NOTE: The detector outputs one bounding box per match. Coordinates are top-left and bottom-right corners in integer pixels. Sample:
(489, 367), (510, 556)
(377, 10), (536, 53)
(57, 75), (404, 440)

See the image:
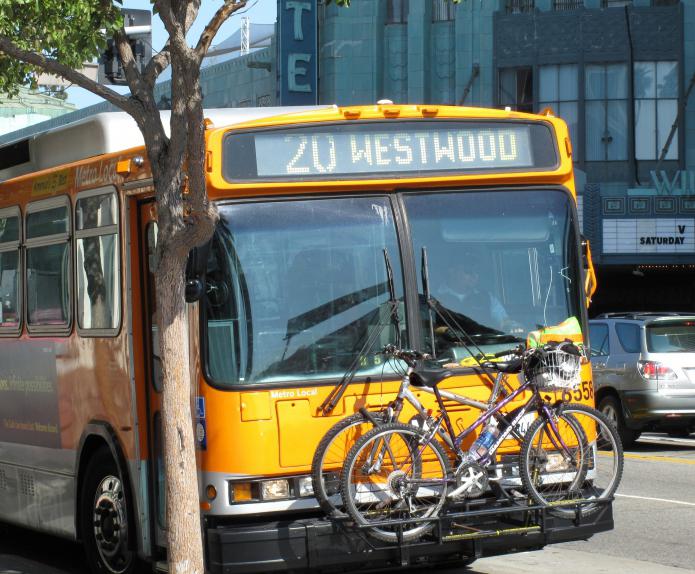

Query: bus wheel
(81, 448), (138, 574)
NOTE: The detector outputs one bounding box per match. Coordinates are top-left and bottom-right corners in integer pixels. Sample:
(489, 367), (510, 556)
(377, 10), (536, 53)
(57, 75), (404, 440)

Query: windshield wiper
(420, 246), (498, 387)
(320, 248), (400, 416)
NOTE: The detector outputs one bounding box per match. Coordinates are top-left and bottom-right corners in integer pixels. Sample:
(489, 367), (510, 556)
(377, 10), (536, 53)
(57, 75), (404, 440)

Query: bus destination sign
(223, 121), (558, 182)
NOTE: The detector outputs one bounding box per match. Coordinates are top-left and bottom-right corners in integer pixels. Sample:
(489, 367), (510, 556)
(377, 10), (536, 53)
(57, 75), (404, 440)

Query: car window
(589, 323), (610, 356)
(646, 321), (695, 353)
(615, 322), (641, 353)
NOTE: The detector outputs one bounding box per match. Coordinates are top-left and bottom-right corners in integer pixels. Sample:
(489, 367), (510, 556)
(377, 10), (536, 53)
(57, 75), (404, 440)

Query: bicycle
(335, 343), (622, 543)
(311, 345), (526, 517)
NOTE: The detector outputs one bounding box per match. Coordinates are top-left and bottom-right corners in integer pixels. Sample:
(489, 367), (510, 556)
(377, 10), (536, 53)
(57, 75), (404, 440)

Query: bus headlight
(261, 479), (290, 500)
(297, 476), (314, 497)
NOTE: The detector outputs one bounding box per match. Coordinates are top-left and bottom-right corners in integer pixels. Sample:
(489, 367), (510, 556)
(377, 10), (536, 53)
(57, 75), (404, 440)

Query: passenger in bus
(436, 255), (512, 333)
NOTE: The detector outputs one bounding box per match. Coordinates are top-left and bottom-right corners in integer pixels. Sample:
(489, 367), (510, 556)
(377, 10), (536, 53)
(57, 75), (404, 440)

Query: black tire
(81, 448), (143, 574)
(520, 403), (624, 518)
(667, 428), (691, 438)
(340, 422), (451, 544)
(311, 411), (386, 517)
(598, 395), (640, 448)
(518, 410), (589, 517)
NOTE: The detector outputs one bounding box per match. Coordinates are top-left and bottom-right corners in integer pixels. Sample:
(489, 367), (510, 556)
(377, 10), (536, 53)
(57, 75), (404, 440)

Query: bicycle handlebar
(380, 344), (431, 366)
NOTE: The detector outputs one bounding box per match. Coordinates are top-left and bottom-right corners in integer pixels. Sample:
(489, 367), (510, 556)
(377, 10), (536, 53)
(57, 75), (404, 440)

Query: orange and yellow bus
(0, 104), (606, 574)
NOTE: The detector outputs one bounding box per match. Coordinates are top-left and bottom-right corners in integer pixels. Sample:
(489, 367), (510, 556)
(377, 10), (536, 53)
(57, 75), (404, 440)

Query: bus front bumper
(205, 502), (614, 574)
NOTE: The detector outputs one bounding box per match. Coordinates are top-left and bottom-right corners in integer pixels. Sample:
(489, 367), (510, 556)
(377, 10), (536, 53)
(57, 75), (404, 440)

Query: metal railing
(505, 0), (534, 14)
(554, 0), (584, 10)
(432, 0), (456, 21)
(600, 0), (632, 7)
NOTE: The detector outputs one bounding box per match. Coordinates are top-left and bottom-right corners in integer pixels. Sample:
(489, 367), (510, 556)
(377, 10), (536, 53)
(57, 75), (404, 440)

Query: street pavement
(466, 546), (695, 574)
(0, 556), (73, 574)
(1, 432), (694, 574)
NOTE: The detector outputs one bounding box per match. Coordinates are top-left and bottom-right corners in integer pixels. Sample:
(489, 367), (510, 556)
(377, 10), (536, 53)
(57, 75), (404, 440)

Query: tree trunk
(155, 248), (205, 574)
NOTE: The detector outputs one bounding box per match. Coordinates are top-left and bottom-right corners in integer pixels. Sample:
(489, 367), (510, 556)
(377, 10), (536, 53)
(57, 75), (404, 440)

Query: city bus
(0, 104), (608, 574)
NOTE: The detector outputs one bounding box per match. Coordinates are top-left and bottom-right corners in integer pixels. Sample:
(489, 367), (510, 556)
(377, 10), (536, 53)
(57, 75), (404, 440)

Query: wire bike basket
(527, 347), (581, 391)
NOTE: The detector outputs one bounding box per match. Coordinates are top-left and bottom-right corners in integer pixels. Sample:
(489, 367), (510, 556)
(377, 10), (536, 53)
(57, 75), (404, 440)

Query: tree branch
(143, 42), (172, 89)
(114, 30), (143, 92)
(0, 35), (133, 113)
(194, 1), (247, 65)
(155, 0), (188, 54)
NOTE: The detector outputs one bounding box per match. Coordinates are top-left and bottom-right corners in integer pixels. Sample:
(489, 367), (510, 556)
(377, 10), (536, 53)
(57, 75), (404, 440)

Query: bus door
(132, 198), (167, 550)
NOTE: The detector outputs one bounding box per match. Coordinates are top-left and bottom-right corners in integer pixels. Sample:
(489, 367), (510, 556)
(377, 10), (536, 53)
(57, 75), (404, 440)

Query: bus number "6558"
(562, 381), (594, 403)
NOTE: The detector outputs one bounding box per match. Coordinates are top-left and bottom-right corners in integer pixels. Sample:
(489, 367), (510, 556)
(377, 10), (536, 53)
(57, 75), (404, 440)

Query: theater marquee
(603, 218), (695, 254)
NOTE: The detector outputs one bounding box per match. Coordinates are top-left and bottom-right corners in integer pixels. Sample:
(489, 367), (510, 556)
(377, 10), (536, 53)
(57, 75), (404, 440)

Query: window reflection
(205, 197), (405, 385)
(405, 190), (581, 361)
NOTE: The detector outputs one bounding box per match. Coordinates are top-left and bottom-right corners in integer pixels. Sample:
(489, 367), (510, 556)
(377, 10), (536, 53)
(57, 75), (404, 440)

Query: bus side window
(25, 197), (71, 333)
(75, 189), (120, 334)
(0, 208), (21, 333)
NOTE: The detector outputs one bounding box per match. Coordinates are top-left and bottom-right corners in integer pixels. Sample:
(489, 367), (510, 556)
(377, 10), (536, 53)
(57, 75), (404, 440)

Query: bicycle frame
(376, 362), (579, 485)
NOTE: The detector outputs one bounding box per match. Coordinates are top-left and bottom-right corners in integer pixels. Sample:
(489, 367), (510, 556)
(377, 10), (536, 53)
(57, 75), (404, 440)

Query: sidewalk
(0, 555), (77, 574)
(470, 547), (695, 574)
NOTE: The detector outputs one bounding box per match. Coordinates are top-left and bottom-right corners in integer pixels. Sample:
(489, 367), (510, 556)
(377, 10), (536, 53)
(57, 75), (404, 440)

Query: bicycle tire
(554, 403), (624, 517)
(519, 403), (623, 518)
(340, 422), (451, 544)
(311, 411), (387, 517)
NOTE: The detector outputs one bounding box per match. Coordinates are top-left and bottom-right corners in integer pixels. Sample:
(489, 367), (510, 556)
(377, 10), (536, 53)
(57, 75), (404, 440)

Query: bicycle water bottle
(469, 418), (500, 461)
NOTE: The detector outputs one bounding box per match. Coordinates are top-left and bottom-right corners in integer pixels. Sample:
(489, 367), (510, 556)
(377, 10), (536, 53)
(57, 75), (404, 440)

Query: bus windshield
(404, 189), (582, 360)
(204, 196), (405, 386)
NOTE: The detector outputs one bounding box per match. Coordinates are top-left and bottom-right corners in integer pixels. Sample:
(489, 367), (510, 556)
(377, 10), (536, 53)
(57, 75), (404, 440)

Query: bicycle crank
(449, 462), (488, 499)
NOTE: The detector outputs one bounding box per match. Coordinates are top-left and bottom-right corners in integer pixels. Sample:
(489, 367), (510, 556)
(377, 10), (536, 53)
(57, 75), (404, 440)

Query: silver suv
(589, 312), (695, 447)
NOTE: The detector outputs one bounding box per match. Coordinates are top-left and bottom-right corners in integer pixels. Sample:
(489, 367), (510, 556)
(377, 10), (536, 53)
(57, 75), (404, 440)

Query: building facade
(2, 0), (693, 312)
(0, 87), (76, 136)
(316, 0), (695, 313)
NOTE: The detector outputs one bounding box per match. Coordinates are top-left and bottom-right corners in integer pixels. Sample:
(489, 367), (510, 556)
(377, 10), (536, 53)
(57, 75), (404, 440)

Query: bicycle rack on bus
(330, 496), (614, 568)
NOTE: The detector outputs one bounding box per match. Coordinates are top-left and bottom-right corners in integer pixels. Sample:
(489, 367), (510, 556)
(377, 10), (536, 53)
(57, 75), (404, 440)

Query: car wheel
(598, 395), (640, 448)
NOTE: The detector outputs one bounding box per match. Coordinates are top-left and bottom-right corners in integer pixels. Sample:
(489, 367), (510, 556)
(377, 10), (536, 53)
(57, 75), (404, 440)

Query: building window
(602, 0), (632, 7)
(499, 67), (533, 113)
(539, 64), (579, 160)
(603, 197), (625, 214)
(553, 0), (583, 10)
(652, 0), (679, 6)
(432, 0), (455, 21)
(634, 61), (678, 161)
(505, 0), (534, 12)
(629, 198), (650, 213)
(586, 64), (628, 161)
(655, 197), (676, 213)
(75, 189), (120, 333)
(387, 0), (408, 24)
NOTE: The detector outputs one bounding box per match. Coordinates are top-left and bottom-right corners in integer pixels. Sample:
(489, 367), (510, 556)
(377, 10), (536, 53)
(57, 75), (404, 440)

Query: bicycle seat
(481, 358), (522, 374)
(409, 367), (458, 388)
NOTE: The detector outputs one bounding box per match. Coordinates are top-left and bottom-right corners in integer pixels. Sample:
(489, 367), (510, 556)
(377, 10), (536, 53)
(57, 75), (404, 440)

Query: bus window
(0, 208), (20, 331)
(204, 196), (406, 386)
(25, 198), (71, 331)
(405, 189), (581, 360)
(75, 190), (120, 332)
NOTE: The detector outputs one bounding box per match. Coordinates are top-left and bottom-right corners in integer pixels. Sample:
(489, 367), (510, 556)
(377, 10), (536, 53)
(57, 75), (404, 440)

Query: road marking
(622, 452), (695, 465)
(615, 493), (695, 507)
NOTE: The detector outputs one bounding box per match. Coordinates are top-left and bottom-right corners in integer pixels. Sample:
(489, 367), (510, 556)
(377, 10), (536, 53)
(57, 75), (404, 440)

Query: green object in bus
(527, 316), (583, 348)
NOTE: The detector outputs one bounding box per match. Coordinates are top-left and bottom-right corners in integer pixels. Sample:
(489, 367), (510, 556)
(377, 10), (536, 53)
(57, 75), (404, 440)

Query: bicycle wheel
(520, 403), (623, 518)
(311, 411), (386, 517)
(340, 422), (451, 544)
(553, 403), (623, 517)
(518, 408), (589, 515)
